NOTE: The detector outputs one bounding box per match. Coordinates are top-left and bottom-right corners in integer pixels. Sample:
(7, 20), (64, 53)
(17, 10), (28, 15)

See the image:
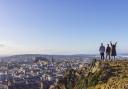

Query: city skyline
(0, 0), (128, 55)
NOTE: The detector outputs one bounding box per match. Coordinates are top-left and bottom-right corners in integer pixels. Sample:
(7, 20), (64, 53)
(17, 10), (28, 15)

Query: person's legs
(101, 53), (105, 60)
(110, 56), (113, 61)
(106, 54), (108, 59)
(112, 56), (114, 60)
(106, 53), (110, 60)
(102, 53), (104, 60)
(103, 54), (105, 60)
(109, 54), (111, 60)
(101, 55), (103, 59)
(100, 54), (102, 59)
(100, 53), (102, 59)
(114, 56), (115, 60)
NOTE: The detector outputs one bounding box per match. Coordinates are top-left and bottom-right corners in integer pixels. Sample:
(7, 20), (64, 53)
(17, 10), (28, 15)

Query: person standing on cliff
(99, 43), (105, 60)
(106, 44), (111, 60)
(110, 41), (117, 60)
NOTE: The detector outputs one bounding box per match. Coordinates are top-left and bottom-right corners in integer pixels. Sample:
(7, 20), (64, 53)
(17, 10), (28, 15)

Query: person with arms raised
(110, 41), (117, 60)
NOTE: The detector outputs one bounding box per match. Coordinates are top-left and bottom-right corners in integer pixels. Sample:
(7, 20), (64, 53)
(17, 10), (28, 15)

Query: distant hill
(0, 54), (96, 62)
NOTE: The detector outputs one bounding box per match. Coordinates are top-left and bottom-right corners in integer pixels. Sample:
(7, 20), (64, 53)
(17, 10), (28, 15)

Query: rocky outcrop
(55, 60), (128, 89)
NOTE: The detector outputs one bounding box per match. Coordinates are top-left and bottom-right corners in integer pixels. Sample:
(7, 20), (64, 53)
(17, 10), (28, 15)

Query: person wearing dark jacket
(110, 41), (117, 59)
(99, 43), (105, 60)
(106, 44), (111, 60)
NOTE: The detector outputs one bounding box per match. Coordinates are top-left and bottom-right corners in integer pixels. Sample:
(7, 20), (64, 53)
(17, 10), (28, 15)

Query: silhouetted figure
(99, 43), (105, 60)
(106, 44), (111, 60)
(110, 41), (117, 59)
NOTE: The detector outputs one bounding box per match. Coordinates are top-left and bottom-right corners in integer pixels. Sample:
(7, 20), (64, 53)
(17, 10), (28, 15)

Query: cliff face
(88, 60), (128, 89)
(88, 61), (128, 89)
(55, 60), (128, 89)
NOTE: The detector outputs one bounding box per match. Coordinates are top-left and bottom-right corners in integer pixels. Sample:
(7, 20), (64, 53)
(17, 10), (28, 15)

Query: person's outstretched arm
(110, 41), (112, 46)
(115, 42), (117, 46)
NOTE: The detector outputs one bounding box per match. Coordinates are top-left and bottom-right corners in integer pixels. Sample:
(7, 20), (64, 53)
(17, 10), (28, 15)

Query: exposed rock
(55, 60), (128, 89)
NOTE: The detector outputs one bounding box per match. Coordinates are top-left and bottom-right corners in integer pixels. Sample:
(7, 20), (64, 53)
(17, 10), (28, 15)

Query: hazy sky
(0, 0), (128, 55)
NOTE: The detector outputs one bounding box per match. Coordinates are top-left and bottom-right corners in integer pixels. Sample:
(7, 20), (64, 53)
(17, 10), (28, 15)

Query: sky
(0, 0), (128, 55)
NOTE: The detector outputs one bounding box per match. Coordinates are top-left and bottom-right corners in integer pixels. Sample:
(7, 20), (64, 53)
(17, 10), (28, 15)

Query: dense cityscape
(0, 55), (94, 89)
